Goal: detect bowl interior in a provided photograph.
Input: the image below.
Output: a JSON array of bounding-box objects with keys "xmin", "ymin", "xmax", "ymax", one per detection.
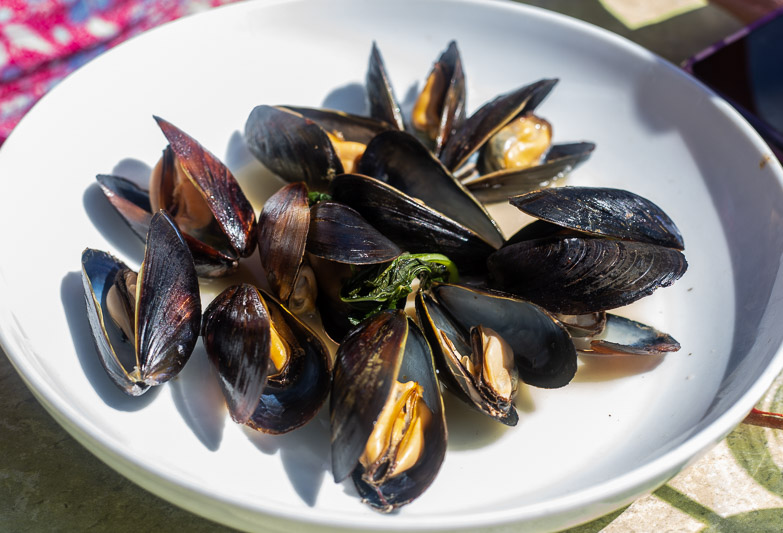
[{"xmin": 1, "ymin": 0, "xmax": 783, "ymax": 531}]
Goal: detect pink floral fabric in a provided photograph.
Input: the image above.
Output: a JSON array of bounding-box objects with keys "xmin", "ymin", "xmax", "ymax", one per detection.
[{"xmin": 0, "ymin": 0, "xmax": 241, "ymax": 145}]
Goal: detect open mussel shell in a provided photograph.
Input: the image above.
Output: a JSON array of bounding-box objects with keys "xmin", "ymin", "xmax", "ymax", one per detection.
[
  {"xmin": 488, "ymin": 236, "xmax": 688, "ymax": 314},
  {"xmin": 438, "ymin": 78, "xmax": 558, "ymax": 172},
  {"xmin": 356, "ymin": 130, "xmax": 504, "ymax": 250},
  {"xmin": 366, "ymin": 42, "xmax": 405, "ymax": 131},
  {"xmin": 99, "ymin": 173, "xmax": 239, "ymax": 277},
  {"xmin": 423, "ymin": 283, "xmax": 577, "ymax": 390},
  {"xmin": 510, "ymin": 186, "xmax": 685, "ymax": 250},
  {"xmin": 202, "ymin": 284, "xmax": 332, "ymax": 434},
  {"xmin": 416, "ymin": 291, "xmax": 518, "ymax": 425},
  {"xmin": 244, "ymin": 105, "xmax": 341, "ymax": 190},
  {"xmin": 331, "ymin": 310, "xmax": 447, "ymax": 512},
  {"xmin": 410, "ymin": 40, "xmax": 466, "ymax": 155},
  {"xmin": 81, "ymin": 211, "xmax": 201, "ymax": 396},
  {"xmin": 330, "ymin": 173, "xmax": 498, "ymax": 274},
  {"xmin": 464, "ymin": 141, "xmax": 596, "ymax": 203},
  {"xmin": 571, "ymin": 313, "xmax": 681, "ymax": 356},
  {"xmin": 97, "ymin": 117, "xmax": 257, "ymax": 278},
  {"xmin": 153, "ymin": 117, "xmax": 257, "ymax": 258}
]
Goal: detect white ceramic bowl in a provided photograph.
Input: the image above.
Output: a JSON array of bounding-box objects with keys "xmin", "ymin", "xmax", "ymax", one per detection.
[{"xmin": 2, "ymin": 0, "xmax": 783, "ymax": 531}]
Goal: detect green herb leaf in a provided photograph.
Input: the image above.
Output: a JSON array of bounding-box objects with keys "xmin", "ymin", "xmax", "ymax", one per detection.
[{"xmin": 340, "ymin": 253, "xmax": 458, "ymax": 325}]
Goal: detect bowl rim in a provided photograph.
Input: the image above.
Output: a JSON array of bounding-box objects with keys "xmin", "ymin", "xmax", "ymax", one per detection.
[{"xmin": 2, "ymin": 0, "xmax": 783, "ymax": 530}]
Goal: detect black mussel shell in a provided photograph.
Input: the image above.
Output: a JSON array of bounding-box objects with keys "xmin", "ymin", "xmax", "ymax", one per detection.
[
  {"xmin": 257, "ymin": 182, "xmax": 311, "ymax": 305},
  {"xmin": 510, "ymin": 186, "xmax": 684, "ymax": 250},
  {"xmin": 487, "ymin": 236, "xmax": 688, "ymax": 314},
  {"xmin": 426, "ymin": 283, "xmax": 577, "ymax": 389},
  {"xmin": 410, "ymin": 40, "xmax": 466, "ymax": 155},
  {"xmin": 98, "ymin": 171, "xmax": 239, "ymax": 277},
  {"xmin": 201, "ymin": 284, "xmax": 272, "ymax": 424},
  {"xmin": 465, "ymin": 142, "xmax": 596, "ymax": 204},
  {"xmin": 504, "ymin": 219, "xmax": 575, "ymax": 246},
  {"xmin": 307, "ymin": 201, "xmax": 401, "ymax": 264},
  {"xmin": 285, "ymin": 106, "xmax": 394, "ymax": 145},
  {"xmin": 330, "ymin": 173, "xmax": 497, "ymax": 275},
  {"xmin": 81, "ymin": 211, "xmax": 201, "ymax": 396},
  {"xmin": 439, "ymin": 78, "xmax": 558, "ymax": 171},
  {"xmin": 244, "ymin": 105, "xmax": 341, "ymax": 190},
  {"xmin": 247, "ymin": 295, "xmax": 332, "ymax": 434},
  {"xmin": 366, "ymin": 42, "xmax": 405, "ymax": 131},
  {"xmin": 356, "ymin": 130, "xmax": 503, "ymax": 250},
  {"xmin": 97, "ymin": 118, "xmax": 257, "ymax": 278},
  {"xmin": 202, "ymin": 284, "xmax": 332, "ymax": 434},
  {"xmin": 331, "ymin": 310, "xmax": 447, "ymax": 512},
  {"xmin": 154, "ymin": 116, "xmax": 257, "ymax": 259}
]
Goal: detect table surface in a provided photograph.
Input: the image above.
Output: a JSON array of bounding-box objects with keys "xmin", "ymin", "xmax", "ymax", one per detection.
[{"xmin": 3, "ymin": 1, "xmax": 777, "ymax": 532}]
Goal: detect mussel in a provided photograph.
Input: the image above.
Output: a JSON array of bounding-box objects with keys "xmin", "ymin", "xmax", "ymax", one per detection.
[
  {"xmin": 419, "ymin": 283, "xmax": 577, "ymax": 391},
  {"xmin": 81, "ymin": 211, "xmax": 201, "ymax": 396},
  {"xmin": 244, "ymin": 105, "xmax": 393, "ymax": 189},
  {"xmin": 201, "ymin": 284, "xmax": 332, "ymax": 434},
  {"xmin": 257, "ymin": 180, "xmax": 402, "ymax": 321},
  {"xmin": 97, "ymin": 116, "xmax": 257, "ymax": 277},
  {"xmin": 366, "ymin": 42, "xmax": 406, "ymax": 131},
  {"xmin": 409, "ymin": 40, "xmax": 466, "ymax": 155},
  {"xmin": 330, "ymin": 310, "xmax": 447, "ymax": 512},
  {"xmin": 488, "ymin": 186, "xmax": 688, "ymax": 314}
]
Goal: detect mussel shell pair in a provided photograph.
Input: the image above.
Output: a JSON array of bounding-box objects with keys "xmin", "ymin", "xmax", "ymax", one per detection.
[
  {"xmin": 488, "ymin": 187, "xmax": 688, "ymax": 314},
  {"xmin": 201, "ymin": 284, "xmax": 332, "ymax": 434},
  {"xmin": 331, "ymin": 310, "xmax": 447, "ymax": 512},
  {"xmin": 368, "ymin": 40, "xmax": 466, "ymax": 156},
  {"xmin": 98, "ymin": 117, "xmax": 257, "ymax": 277},
  {"xmin": 81, "ymin": 211, "xmax": 201, "ymax": 396},
  {"xmin": 417, "ymin": 283, "xmax": 577, "ymax": 425},
  {"xmin": 369, "ymin": 41, "xmax": 592, "ymax": 202}
]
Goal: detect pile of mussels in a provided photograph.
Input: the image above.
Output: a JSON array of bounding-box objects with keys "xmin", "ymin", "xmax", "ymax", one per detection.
[{"xmin": 81, "ymin": 41, "xmax": 687, "ymax": 512}]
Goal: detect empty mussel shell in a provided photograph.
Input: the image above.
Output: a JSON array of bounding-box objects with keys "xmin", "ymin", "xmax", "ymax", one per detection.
[
  {"xmin": 202, "ymin": 283, "xmax": 332, "ymax": 434},
  {"xmin": 331, "ymin": 310, "xmax": 447, "ymax": 512},
  {"xmin": 571, "ymin": 313, "xmax": 681, "ymax": 356},
  {"xmin": 81, "ymin": 211, "xmax": 201, "ymax": 396},
  {"xmin": 366, "ymin": 42, "xmax": 405, "ymax": 131}
]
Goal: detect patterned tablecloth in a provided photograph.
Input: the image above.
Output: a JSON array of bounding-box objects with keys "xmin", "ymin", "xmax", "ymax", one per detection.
[{"xmin": 1, "ymin": 1, "xmax": 782, "ymax": 532}]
